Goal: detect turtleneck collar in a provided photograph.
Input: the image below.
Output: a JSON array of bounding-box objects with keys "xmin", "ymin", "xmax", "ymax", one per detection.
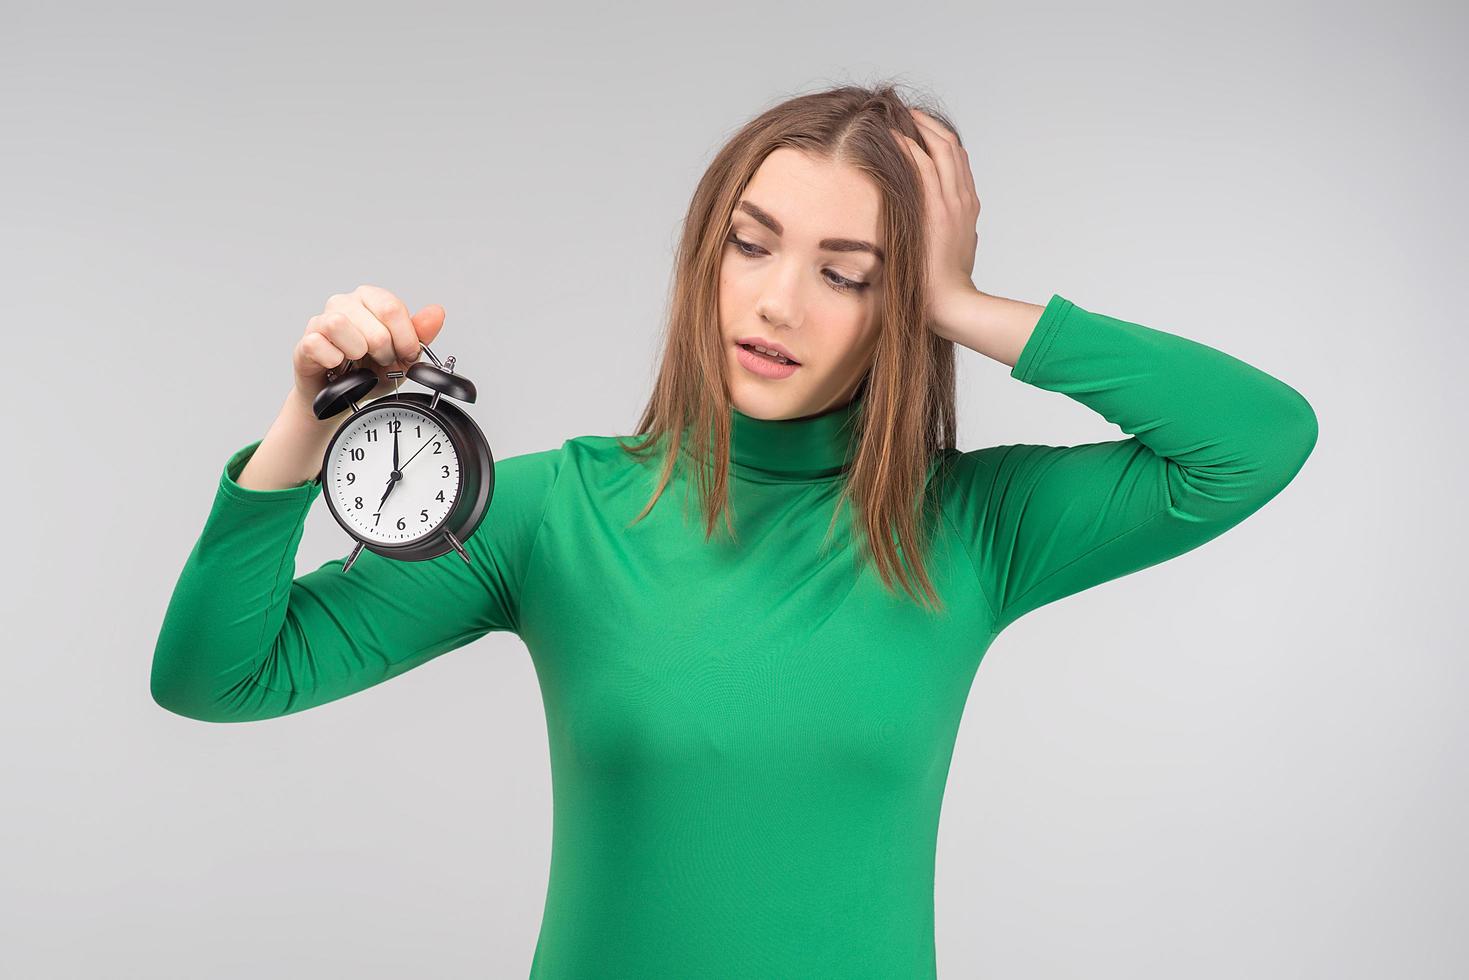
[{"xmin": 680, "ymin": 392, "xmax": 866, "ymax": 484}]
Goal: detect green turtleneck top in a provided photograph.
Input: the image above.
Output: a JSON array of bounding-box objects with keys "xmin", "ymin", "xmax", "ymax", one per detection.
[{"xmin": 151, "ymin": 293, "xmax": 1318, "ymax": 978}]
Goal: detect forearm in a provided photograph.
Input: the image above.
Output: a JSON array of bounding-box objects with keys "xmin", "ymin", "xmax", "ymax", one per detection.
[
  {"xmin": 1007, "ymin": 294, "xmax": 1319, "ymax": 515},
  {"xmin": 931, "ymin": 287, "xmax": 1046, "ymax": 367},
  {"xmin": 236, "ymin": 389, "xmax": 338, "ymax": 490},
  {"xmin": 941, "ymin": 293, "xmax": 1318, "ymax": 632},
  {"xmin": 942, "ymin": 289, "xmax": 1316, "ymax": 480}
]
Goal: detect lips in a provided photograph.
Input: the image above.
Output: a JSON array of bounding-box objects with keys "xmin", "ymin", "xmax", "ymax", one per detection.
[
  {"xmin": 734, "ymin": 343, "xmax": 801, "ymax": 379},
  {"xmin": 733, "ymin": 336, "xmax": 801, "ymax": 364}
]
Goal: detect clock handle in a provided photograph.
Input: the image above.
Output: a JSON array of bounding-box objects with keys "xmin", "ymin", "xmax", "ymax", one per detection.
[
  {"xmin": 323, "ymin": 343, "xmax": 443, "ymax": 382},
  {"xmin": 329, "ymin": 344, "xmax": 440, "ymax": 375}
]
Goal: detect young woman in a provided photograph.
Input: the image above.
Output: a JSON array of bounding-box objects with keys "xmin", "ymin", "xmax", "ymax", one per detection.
[{"xmin": 152, "ymin": 85, "xmax": 1318, "ymax": 978}]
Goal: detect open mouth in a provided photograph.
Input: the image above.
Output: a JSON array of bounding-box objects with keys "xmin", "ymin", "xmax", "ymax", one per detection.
[{"xmin": 735, "ymin": 342, "xmax": 800, "ymax": 366}]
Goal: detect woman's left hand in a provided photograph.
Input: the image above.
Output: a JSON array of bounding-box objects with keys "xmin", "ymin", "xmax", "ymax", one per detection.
[{"xmin": 891, "ymin": 108, "xmax": 982, "ymax": 340}]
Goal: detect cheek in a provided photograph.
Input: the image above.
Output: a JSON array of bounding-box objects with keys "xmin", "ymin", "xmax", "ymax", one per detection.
[
  {"xmin": 719, "ymin": 264, "xmax": 754, "ymax": 306},
  {"xmin": 819, "ymin": 326, "xmax": 878, "ymax": 377},
  {"xmin": 840, "ymin": 315, "xmax": 882, "ymax": 355}
]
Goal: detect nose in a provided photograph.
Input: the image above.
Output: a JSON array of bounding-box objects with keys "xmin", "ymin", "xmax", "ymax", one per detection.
[{"xmin": 753, "ymin": 258, "xmax": 804, "ymax": 331}]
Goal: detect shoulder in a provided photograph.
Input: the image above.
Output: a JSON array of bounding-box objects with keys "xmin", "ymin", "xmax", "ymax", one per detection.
[
  {"xmin": 493, "ymin": 431, "xmax": 664, "ymax": 497},
  {"xmin": 558, "ymin": 432, "xmax": 666, "ymax": 474},
  {"xmin": 929, "ymin": 442, "xmax": 1052, "ymax": 530},
  {"xmin": 930, "ymin": 443, "xmax": 1019, "ymax": 493}
]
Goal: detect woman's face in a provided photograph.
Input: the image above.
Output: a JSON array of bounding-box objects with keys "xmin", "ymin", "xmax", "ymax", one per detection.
[{"xmin": 719, "ymin": 147, "xmax": 884, "ymax": 420}]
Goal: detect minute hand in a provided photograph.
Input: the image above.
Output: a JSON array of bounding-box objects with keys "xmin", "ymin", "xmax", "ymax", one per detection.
[{"xmin": 397, "ymin": 434, "xmax": 437, "ymax": 473}]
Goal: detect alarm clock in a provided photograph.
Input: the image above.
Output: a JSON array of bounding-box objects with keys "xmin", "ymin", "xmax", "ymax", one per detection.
[{"xmin": 310, "ymin": 343, "xmax": 494, "ymax": 573}]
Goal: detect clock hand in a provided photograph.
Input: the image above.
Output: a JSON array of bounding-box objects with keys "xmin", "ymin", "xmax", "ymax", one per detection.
[
  {"xmin": 373, "ymin": 426, "xmax": 405, "ymax": 515},
  {"xmin": 374, "ymin": 471, "xmax": 400, "ymax": 513},
  {"xmin": 397, "ymin": 433, "xmax": 435, "ymax": 473}
]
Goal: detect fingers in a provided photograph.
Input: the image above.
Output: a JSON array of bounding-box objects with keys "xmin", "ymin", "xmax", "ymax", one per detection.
[
  {"xmin": 889, "ymin": 109, "xmax": 983, "ymax": 301},
  {"xmin": 297, "ymin": 330, "xmax": 347, "ymax": 375},
  {"xmin": 892, "ymin": 127, "xmax": 941, "ymax": 211},
  {"xmin": 304, "ymin": 310, "xmax": 360, "ymax": 368},
  {"xmin": 903, "ymin": 108, "xmax": 980, "ymax": 213},
  {"xmin": 295, "ymin": 285, "xmax": 437, "ymax": 404},
  {"xmin": 298, "ymin": 286, "xmax": 444, "ymax": 400},
  {"xmin": 355, "ymin": 284, "xmax": 424, "ymax": 365},
  {"xmin": 409, "ymin": 303, "xmax": 447, "ymax": 349},
  {"xmin": 323, "ymin": 289, "xmax": 398, "ymax": 367},
  {"xmin": 905, "ymin": 111, "xmax": 963, "ymax": 210}
]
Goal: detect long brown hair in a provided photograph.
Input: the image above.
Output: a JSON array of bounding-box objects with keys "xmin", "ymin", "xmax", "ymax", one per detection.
[{"xmin": 617, "ymin": 81, "xmax": 964, "ymax": 614}]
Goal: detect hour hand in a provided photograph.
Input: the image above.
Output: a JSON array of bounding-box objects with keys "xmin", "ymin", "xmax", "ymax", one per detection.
[
  {"xmin": 374, "ymin": 471, "xmax": 399, "ymax": 512},
  {"xmin": 375, "ymin": 429, "xmax": 402, "ymax": 513}
]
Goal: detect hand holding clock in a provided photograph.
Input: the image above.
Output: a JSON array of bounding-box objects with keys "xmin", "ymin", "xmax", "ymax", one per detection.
[
  {"xmin": 292, "ymin": 285, "xmax": 447, "ymax": 408},
  {"xmin": 291, "ymin": 283, "xmax": 488, "ymax": 568}
]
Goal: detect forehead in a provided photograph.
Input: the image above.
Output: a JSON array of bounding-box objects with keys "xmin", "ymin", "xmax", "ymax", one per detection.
[{"xmin": 741, "ymin": 148, "xmax": 882, "ymax": 243}]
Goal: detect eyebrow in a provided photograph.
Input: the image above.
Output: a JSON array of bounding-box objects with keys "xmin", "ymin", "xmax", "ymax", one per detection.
[{"xmin": 735, "ymin": 199, "xmax": 885, "ymax": 263}]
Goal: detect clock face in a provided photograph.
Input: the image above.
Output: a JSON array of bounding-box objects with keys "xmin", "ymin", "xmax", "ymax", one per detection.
[{"xmin": 323, "ymin": 404, "xmax": 462, "ymax": 545}]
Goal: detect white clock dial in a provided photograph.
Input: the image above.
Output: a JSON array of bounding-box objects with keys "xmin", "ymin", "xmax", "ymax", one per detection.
[{"xmin": 324, "ymin": 405, "xmax": 461, "ymax": 545}]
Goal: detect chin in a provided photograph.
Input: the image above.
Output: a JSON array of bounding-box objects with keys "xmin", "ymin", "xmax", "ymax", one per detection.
[
  {"xmin": 727, "ymin": 342, "xmax": 826, "ymax": 416},
  {"xmin": 730, "ymin": 383, "xmax": 810, "ymax": 421}
]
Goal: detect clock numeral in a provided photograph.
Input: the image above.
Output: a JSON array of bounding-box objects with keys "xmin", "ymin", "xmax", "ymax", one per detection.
[
  {"xmin": 435, "ymin": 490, "xmax": 444, "ymax": 502},
  {"xmin": 396, "ymin": 517, "xmax": 406, "ymax": 530},
  {"xmin": 432, "ymin": 440, "xmax": 442, "ymax": 454},
  {"xmin": 441, "ymin": 465, "xmax": 450, "ymax": 478},
  {"xmin": 415, "ymin": 424, "xmax": 421, "ymax": 438},
  {"xmin": 353, "ymin": 496, "xmax": 363, "ymax": 509},
  {"xmin": 350, "ymin": 447, "xmax": 365, "ymax": 461},
  {"xmin": 420, "ymin": 509, "xmax": 429, "ymax": 523},
  {"xmin": 373, "ymin": 513, "xmax": 381, "ymax": 526},
  {"xmin": 387, "ymin": 420, "xmax": 402, "ymax": 434},
  {"xmin": 365, "ymin": 429, "xmax": 379, "ymax": 442},
  {"xmin": 346, "ymin": 472, "xmax": 355, "ymax": 485}
]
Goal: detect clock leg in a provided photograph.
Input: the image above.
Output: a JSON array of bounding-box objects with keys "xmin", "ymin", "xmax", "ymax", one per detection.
[
  {"xmin": 445, "ymin": 530, "xmax": 471, "ymax": 565},
  {"xmin": 341, "ymin": 541, "xmax": 366, "ymax": 573}
]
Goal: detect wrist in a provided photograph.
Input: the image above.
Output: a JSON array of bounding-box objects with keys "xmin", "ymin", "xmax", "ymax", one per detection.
[
  {"xmin": 929, "ymin": 285, "xmax": 987, "ymax": 346},
  {"xmin": 283, "ymin": 387, "xmax": 333, "ymax": 428}
]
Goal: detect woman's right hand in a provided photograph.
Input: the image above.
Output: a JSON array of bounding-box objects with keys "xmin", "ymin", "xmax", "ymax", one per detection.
[{"xmin": 293, "ymin": 285, "xmax": 447, "ymax": 411}]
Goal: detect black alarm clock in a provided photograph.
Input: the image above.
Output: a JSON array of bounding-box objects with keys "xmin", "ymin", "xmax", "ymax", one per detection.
[{"xmin": 311, "ymin": 343, "xmax": 494, "ymax": 573}]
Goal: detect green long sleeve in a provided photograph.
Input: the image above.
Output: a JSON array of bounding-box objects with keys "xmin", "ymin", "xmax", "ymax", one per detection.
[
  {"xmin": 150, "ymin": 439, "xmax": 563, "ymax": 722},
  {"xmin": 940, "ymin": 293, "xmax": 1319, "ymax": 634},
  {"xmin": 150, "ymin": 292, "xmax": 1317, "ymax": 977}
]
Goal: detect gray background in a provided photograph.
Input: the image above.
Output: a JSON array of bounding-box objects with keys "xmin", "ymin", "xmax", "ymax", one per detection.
[{"xmin": 4, "ymin": 1, "xmax": 1463, "ymax": 977}]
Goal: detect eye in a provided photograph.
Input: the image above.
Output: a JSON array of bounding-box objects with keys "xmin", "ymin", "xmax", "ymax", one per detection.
[
  {"xmin": 725, "ymin": 233, "xmax": 871, "ymax": 295},
  {"xmin": 726, "ymin": 233, "xmax": 764, "ymax": 259},
  {"xmin": 824, "ymin": 269, "xmax": 868, "ymax": 293}
]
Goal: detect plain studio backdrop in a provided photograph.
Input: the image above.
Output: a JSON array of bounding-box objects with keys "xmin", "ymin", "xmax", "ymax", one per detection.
[{"xmin": 3, "ymin": 2, "xmax": 1462, "ymax": 977}]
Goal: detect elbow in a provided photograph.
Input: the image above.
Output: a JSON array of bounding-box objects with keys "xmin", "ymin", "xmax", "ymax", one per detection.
[
  {"xmin": 1232, "ymin": 386, "xmax": 1319, "ymax": 513},
  {"xmin": 1297, "ymin": 393, "xmax": 1319, "ymax": 462},
  {"xmin": 1169, "ymin": 387, "xmax": 1319, "ymax": 524},
  {"xmin": 150, "ymin": 655, "xmax": 230, "ymax": 724},
  {"xmin": 150, "ymin": 674, "xmax": 207, "ymax": 723},
  {"xmin": 1266, "ymin": 384, "xmax": 1319, "ymax": 490}
]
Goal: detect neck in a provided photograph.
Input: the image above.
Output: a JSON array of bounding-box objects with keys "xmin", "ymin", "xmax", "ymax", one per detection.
[{"xmin": 678, "ymin": 392, "xmax": 867, "ymax": 484}]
